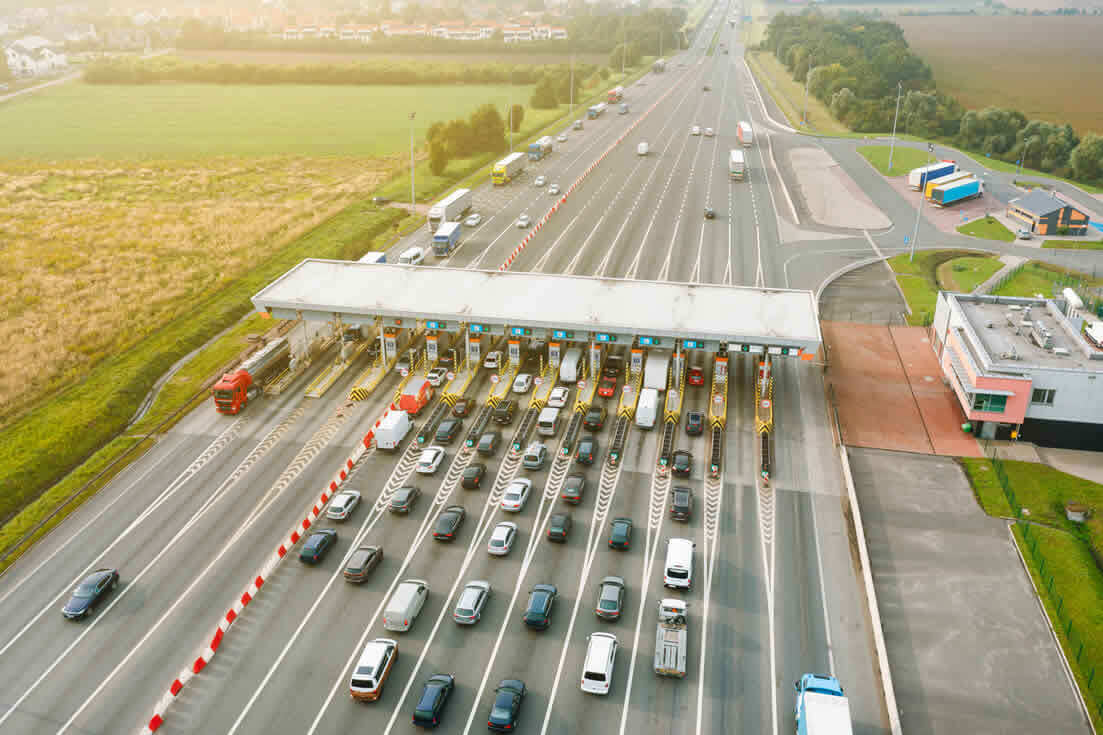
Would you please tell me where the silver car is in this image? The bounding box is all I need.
[557,133,568,143]
[501,479,532,512]
[534,175,547,187]
[517,214,531,229]
[549,184,561,196]
[488,522,518,556]
[326,490,361,521]
[453,580,491,625]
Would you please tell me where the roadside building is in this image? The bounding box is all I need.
[1006,190,1091,236]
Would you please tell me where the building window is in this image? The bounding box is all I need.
[1031,388,1056,405]
[973,393,1007,413]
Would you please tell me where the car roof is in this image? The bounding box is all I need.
[443,504,464,513]
[601,575,625,586]
[551,512,569,523]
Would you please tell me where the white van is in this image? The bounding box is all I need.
[398,246,425,265]
[382,579,429,632]
[358,251,386,264]
[537,406,562,437]
[559,347,583,383]
[349,638,398,701]
[635,387,659,429]
[375,410,411,451]
[663,538,695,590]
[580,632,618,695]
[637,141,649,156]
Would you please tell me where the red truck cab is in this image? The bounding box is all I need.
[212,371,252,414]
[399,378,434,416]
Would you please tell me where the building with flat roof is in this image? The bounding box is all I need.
[1007,190,1090,236]
[932,292,1103,449]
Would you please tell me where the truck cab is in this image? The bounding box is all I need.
[794,673,852,735]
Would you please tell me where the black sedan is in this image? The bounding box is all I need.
[62,568,119,619]
[433,505,466,541]
[299,529,338,564]
[670,486,693,521]
[390,485,421,513]
[452,399,472,417]
[547,512,572,542]
[575,436,598,466]
[435,418,463,444]
[487,679,526,731]
[523,584,557,629]
[583,404,607,431]
[413,673,455,728]
[671,449,693,478]
[462,463,487,490]
[608,517,633,550]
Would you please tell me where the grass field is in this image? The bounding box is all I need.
[899,16,1103,136]
[178,49,609,67]
[993,261,1103,298]
[1043,240,1103,250]
[746,51,849,135]
[957,217,1015,242]
[858,145,933,177]
[935,255,1003,292]
[887,249,997,323]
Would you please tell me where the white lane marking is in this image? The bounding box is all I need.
[755,226,765,288]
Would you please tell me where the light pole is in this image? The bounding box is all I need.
[1016,138,1033,179]
[622,18,627,76]
[569,53,574,116]
[801,60,816,126]
[508,67,513,153]
[408,111,416,209]
[909,142,934,262]
[888,81,902,172]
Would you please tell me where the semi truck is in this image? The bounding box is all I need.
[653,58,666,73]
[794,673,853,735]
[653,599,687,678]
[924,170,972,199]
[212,337,291,414]
[607,86,624,103]
[492,152,526,186]
[398,377,433,416]
[729,149,746,180]
[643,351,671,391]
[907,161,956,191]
[427,188,472,231]
[931,177,983,207]
[432,221,462,257]
[588,102,607,119]
[737,121,753,147]
[528,136,554,161]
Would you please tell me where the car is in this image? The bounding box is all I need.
[435,418,463,444]
[412,673,455,727]
[512,373,533,393]
[705,127,715,137]
[685,411,705,436]
[595,576,626,620]
[603,356,623,378]
[395,355,411,374]
[549,184,561,195]
[691,125,701,136]
[672,449,692,477]
[417,446,446,475]
[62,568,119,619]
[344,545,383,583]
[464,213,482,227]
[561,474,586,504]
[557,133,568,142]
[300,529,338,564]
[426,367,448,387]
[704,207,715,219]
[1017,228,1033,240]
[576,435,598,465]
[452,399,472,417]
[608,517,633,550]
[523,584,558,629]
[437,351,456,369]
[462,463,487,490]
[526,340,547,360]
[488,522,518,556]
[372,196,391,205]
[483,351,502,369]
[517,214,531,229]
[702,84,711,91]
[433,505,466,541]
[501,478,532,512]
[573,119,584,130]
[670,486,693,521]
[390,485,420,514]
[488,679,526,731]
[687,365,705,386]
[534,175,547,187]
[597,375,617,398]
[477,430,501,456]
[583,404,607,430]
[327,490,361,521]
[522,442,548,470]
[547,511,572,542]
[492,399,516,425]
[548,386,570,408]
[453,580,491,624]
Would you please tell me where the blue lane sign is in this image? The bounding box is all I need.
[470,324,486,333]
[595,333,615,343]
[553,329,575,340]
[683,340,701,349]
[426,320,444,330]
[639,336,660,346]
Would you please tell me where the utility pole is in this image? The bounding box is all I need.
[1016,138,1033,178]
[909,142,934,263]
[569,53,574,116]
[508,67,513,153]
[888,81,902,172]
[801,59,815,126]
[409,111,416,209]
[622,17,627,76]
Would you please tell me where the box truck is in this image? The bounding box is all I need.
[737,121,753,147]
[528,136,554,161]
[607,86,624,103]
[588,102,607,119]
[427,188,472,231]
[930,177,983,207]
[794,673,853,735]
[643,351,671,391]
[637,141,649,156]
[432,221,462,257]
[907,161,956,191]
[492,152,526,186]
[653,58,666,73]
[375,410,412,450]
[398,378,433,416]
[729,149,746,180]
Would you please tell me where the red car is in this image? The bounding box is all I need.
[687,366,704,386]
[598,375,617,397]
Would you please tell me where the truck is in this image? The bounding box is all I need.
[907,161,956,191]
[528,136,554,161]
[427,188,472,232]
[653,58,666,73]
[398,377,433,416]
[637,141,649,156]
[924,170,972,200]
[375,409,412,450]
[587,102,607,120]
[794,673,853,735]
[643,350,671,391]
[358,251,386,264]
[619,103,629,115]
[653,599,687,678]
[212,337,291,414]
[729,149,746,180]
[492,152,526,186]
[737,121,753,147]
[607,86,624,103]
[432,221,462,257]
[930,176,983,207]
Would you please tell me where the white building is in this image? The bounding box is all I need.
[4,36,68,76]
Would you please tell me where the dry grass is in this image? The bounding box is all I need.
[0,156,399,428]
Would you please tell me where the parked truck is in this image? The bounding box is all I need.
[212,337,291,414]
[432,221,462,257]
[907,161,956,191]
[643,350,671,391]
[427,188,472,232]
[729,149,746,180]
[737,121,753,147]
[653,599,688,678]
[931,176,983,207]
[492,152,526,186]
[924,170,972,200]
[607,86,624,103]
[398,377,433,416]
[794,673,853,735]
[588,102,607,119]
[528,136,554,161]
[653,58,666,73]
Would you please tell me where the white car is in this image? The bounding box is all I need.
[534,176,547,187]
[549,184,561,196]
[453,580,491,625]
[416,446,446,475]
[557,133,568,143]
[483,351,502,369]
[512,373,533,394]
[464,213,482,227]
[426,367,448,387]
[548,386,570,408]
[704,128,715,137]
[500,479,532,512]
[517,214,531,229]
[326,490,361,521]
[691,125,701,136]
[487,522,518,556]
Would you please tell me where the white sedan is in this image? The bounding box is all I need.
[426,367,448,387]
[464,213,482,227]
[547,386,570,408]
[548,184,561,196]
[516,214,531,229]
[534,175,547,187]
[512,373,533,394]
[704,128,715,137]
[483,351,502,369]
[500,479,532,512]
[557,133,568,143]
[416,446,446,475]
[487,522,518,556]
[326,490,361,521]
[691,125,701,136]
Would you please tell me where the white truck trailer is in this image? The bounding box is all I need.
[643,351,671,391]
[427,188,472,232]
[794,673,853,735]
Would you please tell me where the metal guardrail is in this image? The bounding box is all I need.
[709,426,723,478]
[414,401,449,446]
[560,412,584,458]
[609,415,630,467]
[464,404,494,449]
[512,406,540,453]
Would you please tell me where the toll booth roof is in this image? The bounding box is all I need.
[252,260,822,350]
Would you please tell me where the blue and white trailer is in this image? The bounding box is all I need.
[931,177,984,207]
[907,161,956,190]
[794,673,853,735]
[432,221,462,257]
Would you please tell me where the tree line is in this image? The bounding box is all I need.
[425,101,519,175]
[763,11,1103,185]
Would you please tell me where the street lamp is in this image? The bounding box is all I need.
[408,112,416,209]
[888,81,903,172]
[909,142,934,263]
[508,67,513,153]
[1016,138,1033,179]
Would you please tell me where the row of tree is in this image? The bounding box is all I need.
[565,7,687,55]
[425,101,522,175]
[530,63,602,109]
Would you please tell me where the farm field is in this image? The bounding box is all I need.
[177,49,609,67]
[898,16,1103,136]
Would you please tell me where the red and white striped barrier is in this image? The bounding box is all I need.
[141,403,398,733]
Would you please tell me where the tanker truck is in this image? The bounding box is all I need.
[212,337,291,414]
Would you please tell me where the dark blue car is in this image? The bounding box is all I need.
[299,529,338,564]
[62,568,119,619]
[487,679,526,731]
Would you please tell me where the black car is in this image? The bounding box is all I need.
[608,517,633,550]
[62,568,119,619]
[685,411,705,436]
[583,404,607,431]
[435,418,463,444]
[433,505,466,541]
[390,485,421,513]
[462,463,486,490]
[603,356,624,377]
[343,545,383,584]
[702,84,711,91]
[523,584,558,629]
[412,673,455,728]
[487,679,526,731]
[452,399,472,418]
[437,352,456,369]
[670,486,693,521]
[477,431,501,456]
[561,474,586,505]
[492,399,516,425]
[300,529,338,564]
[672,449,692,478]
[547,512,572,542]
[576,436,598,466]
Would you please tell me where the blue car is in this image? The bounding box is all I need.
[299,529,338,564]
[62,568,119,619]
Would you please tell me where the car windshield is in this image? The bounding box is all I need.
[583,671,606,682]
[463,467,480,478]
[491,538,504,547]
[456,607,473,617]
[530,592,548,609]
[73,582,97,597]
[599,598,618,610]
[668,569,688,579]
[505,492,521,501]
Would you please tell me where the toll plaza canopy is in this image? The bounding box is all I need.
[252,260,823,355]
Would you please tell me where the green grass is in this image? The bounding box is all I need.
[857,145,935,177]
[957,217,1015,242]
[1014,179,1051,190]
[958,458,1016,517]
[887,249,997,324]
[1043,240,1103,251]
[973,155,1103,195]
[746,51,850,136]
[993,261,1103,298]
[936,255,1004,292]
